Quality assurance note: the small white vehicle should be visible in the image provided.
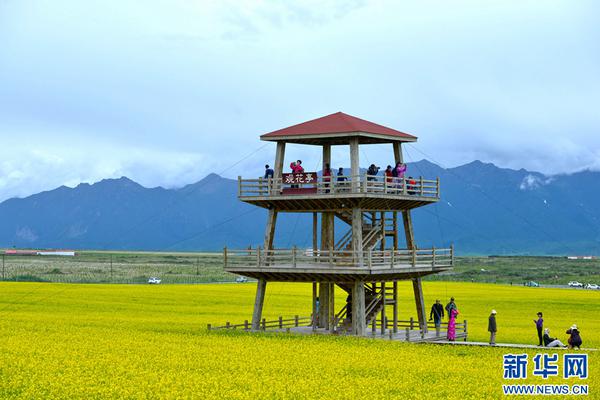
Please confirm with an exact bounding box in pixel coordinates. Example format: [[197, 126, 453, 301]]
[[568, 281, 584, 288], [235, 276, 248, 283], [585, 283, 599, 290], [148, 277, 162, 284]]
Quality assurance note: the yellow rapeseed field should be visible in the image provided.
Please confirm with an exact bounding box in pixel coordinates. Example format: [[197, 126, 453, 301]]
[[0, 281, 597, 399]]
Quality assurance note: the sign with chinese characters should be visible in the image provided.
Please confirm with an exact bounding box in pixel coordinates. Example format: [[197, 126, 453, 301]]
[[282, 172, 317, 185]]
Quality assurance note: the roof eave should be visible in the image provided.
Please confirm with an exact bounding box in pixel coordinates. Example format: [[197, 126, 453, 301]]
[[260, 131, 418, 144]]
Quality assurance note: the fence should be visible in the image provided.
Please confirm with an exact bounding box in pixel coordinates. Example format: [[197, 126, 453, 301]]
[[238, 174, 440, 198], [0, 252, 236, 284], [224, 247, 454, 270]]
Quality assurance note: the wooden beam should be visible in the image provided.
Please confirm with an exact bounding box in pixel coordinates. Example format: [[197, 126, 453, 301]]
[[312, 281, 317, 330], [402, 210, 415, 250], [318, 282, 329, 329], [393, 211, 399, 250], [322, 144, 331, 169], [412, 278, 428, 333], [264, 208, 278, 251], [393, 142, 403, 164], [349, 137, 360, 192], [312, 212, 318, 259], [393, 280, 398, 333], [351, 208, 364, 267], [328, 282, 335, 331], [251, 279, 267, 330], [381, 281, 386, 335], [352, 280, 366, 335]]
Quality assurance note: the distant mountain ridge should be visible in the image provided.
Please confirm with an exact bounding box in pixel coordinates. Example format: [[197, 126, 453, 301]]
[[1, 160, 599, 255]]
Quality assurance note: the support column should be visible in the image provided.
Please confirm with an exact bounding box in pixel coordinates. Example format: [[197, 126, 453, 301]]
[[322, 144, 331, 169], [318, 282, 329, 329], [251, 279, 267, 330], [312, 212, 318, 260], [393, 281, 398, 333], [393, 211, 399, 250], [349, 137, 360, 191], [351, 208, 364, 267], [380, 211, 386, 251], [402, 210, 415, 250], [393, 142, 403, 164], [352, 280, 366, 335], [380, 282, 387, 335], [264, 209, 278, 265], [412, 278, 427, 333], [312, 282, 318, 330], [328, 282, 335, 331], [272, 142, 286, 195]]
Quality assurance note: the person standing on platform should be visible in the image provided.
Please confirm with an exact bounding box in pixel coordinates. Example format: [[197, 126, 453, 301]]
[[533, 312, 544, 346], [488, 310, 497, 345], [429, 299, 444, 336], [264, 164, 274, 179], [322, 163, 332, 193]]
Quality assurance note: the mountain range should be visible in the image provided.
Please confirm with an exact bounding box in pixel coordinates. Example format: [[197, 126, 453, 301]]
[[1, 160, 599, 255]]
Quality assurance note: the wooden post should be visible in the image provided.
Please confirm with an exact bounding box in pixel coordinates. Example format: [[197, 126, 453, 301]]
[[392, 211, 399, 250], [410, 317, 414, 330], [295, 315, 299, 327], [412, 278, 428, 333], [464, 319, 468, 341], [380, 212, 386, 251], [207, 324, 212, 331], [292, 246, 297, 267], [264, 209, 278, 254], [393, 142, 403, 164], [451, 244, 455, 266], [237, 176, 242, 196], [432, 246, 436, 267], [393, 281, 398, 333], [312, 281, 317, 329], [349, 137, 360, 192], [318, 282, 329, 329], [256, 246, 261, 267], [402, 210, 415, 250], [251, 279, 267, 330], [312, 212, 318, 262], [273, 142, 286, 195], [323, 144, 331, 169], [420, 176, 424, 196], [352, 280, 366, 336], [262, 318, 266, 330], [405, 327, 410, 342], [436, 177, 440, 198], [380, 282, 386, 335], [244, 320, 249, 330], [351, 208, 364, 267], [226, 321, 230, 329], [279, 316, 283, 329], [328, 282, 335, 331]]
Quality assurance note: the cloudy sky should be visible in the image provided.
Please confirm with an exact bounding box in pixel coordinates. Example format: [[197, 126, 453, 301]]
[[1, 0, 599, 201]]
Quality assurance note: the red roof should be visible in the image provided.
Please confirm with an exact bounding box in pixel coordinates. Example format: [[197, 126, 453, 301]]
[[261, 112, 417, 142]]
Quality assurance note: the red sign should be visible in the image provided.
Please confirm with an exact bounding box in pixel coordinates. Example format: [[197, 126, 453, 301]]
[[282, 172, 317, 185]]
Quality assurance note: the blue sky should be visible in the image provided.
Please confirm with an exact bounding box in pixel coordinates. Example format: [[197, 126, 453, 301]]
[[1, 0, 599, 201]]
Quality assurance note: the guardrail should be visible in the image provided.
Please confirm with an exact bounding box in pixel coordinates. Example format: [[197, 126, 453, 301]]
[[238, 174, 440, 198], [223, 246, 454, 269], [208, 315, 312, 331]]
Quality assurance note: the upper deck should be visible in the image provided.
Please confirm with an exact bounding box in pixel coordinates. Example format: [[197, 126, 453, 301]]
[[238, 174, 440, 211]]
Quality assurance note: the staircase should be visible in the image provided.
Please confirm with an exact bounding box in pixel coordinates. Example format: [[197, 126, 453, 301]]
[[334, 212, 394, 252], [333, 282, 395, 333]]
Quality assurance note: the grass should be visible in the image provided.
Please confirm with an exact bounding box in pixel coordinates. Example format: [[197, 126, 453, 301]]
[[0, 281, 597, 399]]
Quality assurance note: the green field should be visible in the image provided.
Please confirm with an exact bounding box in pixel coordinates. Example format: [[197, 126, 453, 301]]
[[2, 251, 599, 285], [0, 281, 597, 399]]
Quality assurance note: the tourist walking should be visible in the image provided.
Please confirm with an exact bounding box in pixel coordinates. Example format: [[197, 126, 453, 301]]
[[447, 308, 458, 341], [429, 299, 444, 336], [445, 297, 457, 321], [566, 324, 583, 349], [533, 312, 543, 346], [543, 328, 566, 348], [488, 309, 497, 345]]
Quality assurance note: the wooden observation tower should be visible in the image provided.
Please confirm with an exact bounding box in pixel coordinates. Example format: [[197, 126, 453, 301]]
[[224, 112, 454, 338]]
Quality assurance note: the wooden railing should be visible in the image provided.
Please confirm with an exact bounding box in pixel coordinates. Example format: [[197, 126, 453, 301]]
[[223, 246, 454, 270], [238, 174, 440, 198], [208, 315, 312, 331]]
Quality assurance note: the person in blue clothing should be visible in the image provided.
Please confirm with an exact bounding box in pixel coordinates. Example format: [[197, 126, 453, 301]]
[[533, 312, 543, 346], [264, 164, 274, 179]]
